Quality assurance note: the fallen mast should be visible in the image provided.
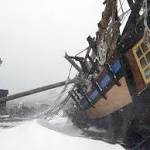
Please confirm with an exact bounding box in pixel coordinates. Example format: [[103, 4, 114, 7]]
[[0, 79, 75, 102]]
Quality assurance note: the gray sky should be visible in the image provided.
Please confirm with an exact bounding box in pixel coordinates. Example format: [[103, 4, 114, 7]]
[[0, 0, 102, 94]]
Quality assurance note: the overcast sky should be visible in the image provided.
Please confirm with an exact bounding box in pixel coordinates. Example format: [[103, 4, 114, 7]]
[[0, 0, 103, 95]]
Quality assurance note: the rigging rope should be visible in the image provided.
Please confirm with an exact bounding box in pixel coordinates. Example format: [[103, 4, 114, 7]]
[[40, 48, 89, 119], [38, 66, 74, 120], [143, 0, 150, 44], [96, 0, 119, 65], [120, 9, 131, 25], [42, 77, 71, 119], [118, 0, 125, 15], [67, 47, 89, 77], [96, 0, 130, 65], [75, 47, 89, 56]]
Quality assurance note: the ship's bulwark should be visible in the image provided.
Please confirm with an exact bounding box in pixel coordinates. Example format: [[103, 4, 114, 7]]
[[86, 77, 132, 118]]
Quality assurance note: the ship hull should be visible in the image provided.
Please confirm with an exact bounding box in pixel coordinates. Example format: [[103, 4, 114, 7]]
[[75, 85, 150, 148], [85, 77, 132, 118], [67, 1, 150, 149]]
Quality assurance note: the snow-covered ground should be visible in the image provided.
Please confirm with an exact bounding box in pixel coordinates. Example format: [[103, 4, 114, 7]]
[[0, 117, 124, 150]]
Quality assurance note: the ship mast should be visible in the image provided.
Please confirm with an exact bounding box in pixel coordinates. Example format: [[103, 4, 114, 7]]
[[96, 0, 114, 45]]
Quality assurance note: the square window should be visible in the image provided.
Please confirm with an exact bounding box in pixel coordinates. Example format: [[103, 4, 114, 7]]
[[140, 57, 147, 68], [141, 42, 149, 52], [144, 67, 150, 79], [136, 47, 143, 58], [146, 52, 150, 63], [133, 38, 150, 84]]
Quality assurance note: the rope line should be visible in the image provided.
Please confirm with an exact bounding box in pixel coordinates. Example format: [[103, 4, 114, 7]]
[[118, 0, 125, 15], [143, 0, 150, 44], [118, 0, 126, 15], [75, 47, 89, 56]]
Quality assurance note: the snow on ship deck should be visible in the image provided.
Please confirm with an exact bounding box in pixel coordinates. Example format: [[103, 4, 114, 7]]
[[0, 117, 124, 150]]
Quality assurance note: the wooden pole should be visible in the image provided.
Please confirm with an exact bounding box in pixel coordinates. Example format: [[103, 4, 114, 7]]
[[65, 53, 82, 73], [0, 79, 75, 102]]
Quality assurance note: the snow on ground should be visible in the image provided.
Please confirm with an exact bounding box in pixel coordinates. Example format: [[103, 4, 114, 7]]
[[38, 117, 83, 137], [0, 118, 124, 150]]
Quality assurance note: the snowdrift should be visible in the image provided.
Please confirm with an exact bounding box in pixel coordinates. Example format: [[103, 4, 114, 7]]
[[0, 117, 124, 150]]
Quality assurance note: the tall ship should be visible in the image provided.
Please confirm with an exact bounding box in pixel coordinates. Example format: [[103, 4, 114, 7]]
[[0, 0, 150, 149], [64, 0, 150, 149]]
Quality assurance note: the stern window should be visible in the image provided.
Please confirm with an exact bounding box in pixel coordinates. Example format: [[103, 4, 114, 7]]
[[133, 39, 150, 84]]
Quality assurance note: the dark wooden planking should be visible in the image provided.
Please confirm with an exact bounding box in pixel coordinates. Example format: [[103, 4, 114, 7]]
[[126, 0, 134, 10], [122, 0, 144, 36]]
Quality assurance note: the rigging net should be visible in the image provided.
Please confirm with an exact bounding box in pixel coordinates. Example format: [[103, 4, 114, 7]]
[[96, 0, 130, 65], [143, 0, 150, 44], [38, 77, 71, 120]]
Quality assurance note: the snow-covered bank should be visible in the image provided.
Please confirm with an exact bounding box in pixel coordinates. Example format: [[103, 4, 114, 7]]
[[38, 117, 83, 137], [0, 118, 124, 150]]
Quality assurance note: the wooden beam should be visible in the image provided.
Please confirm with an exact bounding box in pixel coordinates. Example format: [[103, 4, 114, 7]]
[[65, 53, 82, 73], [0, 79, 75, 102]]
